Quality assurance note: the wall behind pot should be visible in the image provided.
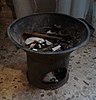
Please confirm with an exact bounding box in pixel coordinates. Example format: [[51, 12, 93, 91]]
[[29, 0, 56, 13], [13, 0, 56, 18]]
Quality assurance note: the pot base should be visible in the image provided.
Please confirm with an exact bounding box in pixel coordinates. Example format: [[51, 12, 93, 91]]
[[27, 68, 69, 90]]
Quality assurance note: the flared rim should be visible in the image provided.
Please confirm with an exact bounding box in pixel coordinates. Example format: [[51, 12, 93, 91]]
[[7, 13, 91, 55]]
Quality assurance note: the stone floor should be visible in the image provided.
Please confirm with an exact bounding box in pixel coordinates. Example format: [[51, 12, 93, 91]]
[[0, 15, 96, 100]]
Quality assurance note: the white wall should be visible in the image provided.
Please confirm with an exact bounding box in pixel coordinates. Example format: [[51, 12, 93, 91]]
[[56, 0, 91, 19]]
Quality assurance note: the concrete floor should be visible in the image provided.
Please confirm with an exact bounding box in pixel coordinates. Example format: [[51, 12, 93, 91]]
[[0, 28, 96, 100]]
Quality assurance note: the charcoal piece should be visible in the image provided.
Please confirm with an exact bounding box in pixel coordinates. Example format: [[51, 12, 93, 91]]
[[34, 43, 40, 49], [23, 32, 62, 40], [39, 44, 54, 52]]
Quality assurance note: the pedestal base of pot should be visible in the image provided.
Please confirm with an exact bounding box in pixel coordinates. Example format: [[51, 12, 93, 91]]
[[27, 68, 69, 90], [26, 51, 70, 90]]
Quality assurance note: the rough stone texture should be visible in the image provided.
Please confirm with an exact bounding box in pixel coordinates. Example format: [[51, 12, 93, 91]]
[[0, 35, 96, 100], [0, 19, 96, 100]]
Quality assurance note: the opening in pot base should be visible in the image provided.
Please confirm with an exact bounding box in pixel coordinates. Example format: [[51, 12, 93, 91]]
[[27, 67, 69, 90]]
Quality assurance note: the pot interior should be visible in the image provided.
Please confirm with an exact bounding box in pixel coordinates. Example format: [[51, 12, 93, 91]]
[[8, 13, 90, 54]]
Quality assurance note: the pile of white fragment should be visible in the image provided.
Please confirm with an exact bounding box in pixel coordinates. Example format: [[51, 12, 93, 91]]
[[25, 37, 61, 52]]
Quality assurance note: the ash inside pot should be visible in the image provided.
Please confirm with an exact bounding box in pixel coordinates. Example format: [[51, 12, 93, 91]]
[[22, 24, 82, 52]]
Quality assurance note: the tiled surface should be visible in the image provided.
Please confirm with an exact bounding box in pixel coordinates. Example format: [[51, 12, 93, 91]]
[[0, 28, 96, 100]]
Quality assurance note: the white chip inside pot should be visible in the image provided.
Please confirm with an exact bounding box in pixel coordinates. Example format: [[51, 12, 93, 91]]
[[45, 40, 52, 46], [29, 43, 36, 49], [52, 45, 61, 52], [38, 44, 42, 49], [25, 37, 44, 45], [32, 48, 38, 51], [46, 30, 52, 34]]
